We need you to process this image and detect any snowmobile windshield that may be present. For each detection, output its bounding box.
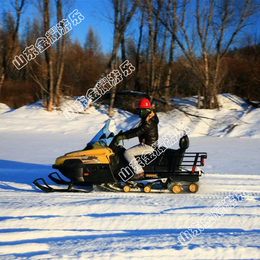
[87,119,114,147]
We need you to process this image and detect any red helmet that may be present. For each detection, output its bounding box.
[138,98,152,109]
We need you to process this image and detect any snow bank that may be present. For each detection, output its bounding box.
[0,103,11,113]
[0,94,259,138]
[169,93,260,138]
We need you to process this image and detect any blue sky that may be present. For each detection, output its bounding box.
[0,0,114,53]
[68,0,114,53]
[73,0,260,52]
[1,0,260,54]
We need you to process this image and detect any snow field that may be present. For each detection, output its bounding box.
[0,94,260,259]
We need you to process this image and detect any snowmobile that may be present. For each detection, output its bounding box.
[33,119,207,194]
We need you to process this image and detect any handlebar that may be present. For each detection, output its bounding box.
[109,130,124,150]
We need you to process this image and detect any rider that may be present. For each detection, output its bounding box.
[114,98,159,179]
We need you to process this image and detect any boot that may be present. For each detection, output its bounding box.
[133,172,144,180]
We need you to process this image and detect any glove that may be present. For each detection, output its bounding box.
[115,134,126,143]
[110,132,127,148]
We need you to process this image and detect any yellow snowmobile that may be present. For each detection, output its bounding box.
[33,119,207,193]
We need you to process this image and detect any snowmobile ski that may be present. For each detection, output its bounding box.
[33,178,92,193]
[48,172,70,185]
[48,172,87,186]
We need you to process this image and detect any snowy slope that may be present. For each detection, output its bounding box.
[168,93,260,138]
[0,94,260,259]
[1,93,260,138]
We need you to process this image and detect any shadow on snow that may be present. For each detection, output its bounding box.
[0,159,52,192]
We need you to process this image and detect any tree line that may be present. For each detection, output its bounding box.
[0,0,260,114]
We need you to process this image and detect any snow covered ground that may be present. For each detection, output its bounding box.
[0,94,260,259]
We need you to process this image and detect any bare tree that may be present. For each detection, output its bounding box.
[28,0,72,110]
[43,0,54,111]
[135,8,144,92]
[153,0,168,93]
[54,0,65,106]
[108,0,139,117]
[160,0,259,109]
[0,0,25,97]
[163,0,176,111]
[136,0,165,100]
[84,26,102,55]
[146,0,154,94]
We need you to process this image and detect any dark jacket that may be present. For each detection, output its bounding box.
[124,111,159,146]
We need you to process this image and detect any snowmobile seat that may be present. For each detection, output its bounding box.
[156,135,189,166]
[178,134,189,165]
[157,148,181,165]
[142,135,190,173]
[179,134,189,150]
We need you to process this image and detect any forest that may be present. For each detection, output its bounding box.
[0,0,260,114]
